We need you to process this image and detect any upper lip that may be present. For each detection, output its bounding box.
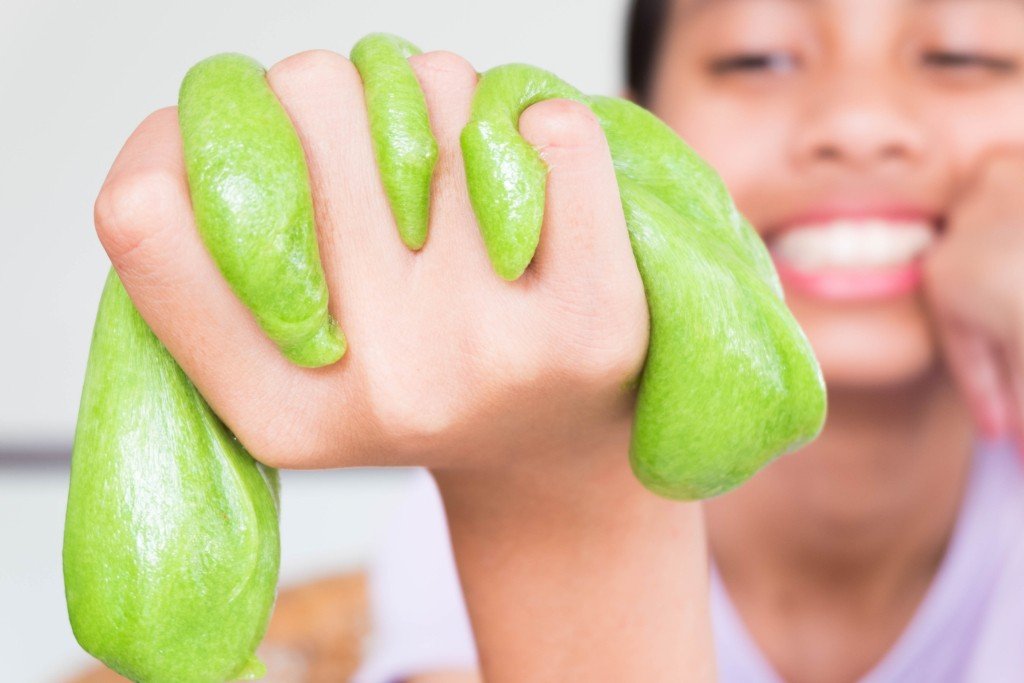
[764,203,943,240]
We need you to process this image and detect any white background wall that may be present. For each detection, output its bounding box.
[1,1,631,681]
[0,0,629,447]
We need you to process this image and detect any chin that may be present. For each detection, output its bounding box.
[788,294,939,389]
[754,207,947,390]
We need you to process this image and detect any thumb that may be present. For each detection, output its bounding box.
[519,99,637,288]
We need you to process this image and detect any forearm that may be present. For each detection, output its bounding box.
[433,427,716,682]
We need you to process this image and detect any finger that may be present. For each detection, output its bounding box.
[179,54,344,367]
[1000,340,1024,452]
[519,99,638,289]
[94,108,338,463]
[953,147,1024,214]
[937,318,1010,438]
[351,34,438,251]
[266,50,410,293]
[460,66,582,280]
[406,50,485,265]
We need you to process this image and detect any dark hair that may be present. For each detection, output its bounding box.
[626,0,671,104]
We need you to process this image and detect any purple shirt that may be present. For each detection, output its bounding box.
[355,438,1024,682]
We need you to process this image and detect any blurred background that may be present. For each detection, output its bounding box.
[0,0,627,680]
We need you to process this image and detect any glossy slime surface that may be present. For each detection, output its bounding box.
[351,33,438,250]
[64,33,826,682]
[178,53,345,368]
[63,271,279,683]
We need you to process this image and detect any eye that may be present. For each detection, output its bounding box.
[708,52,801,75]
[921,51,1017,73]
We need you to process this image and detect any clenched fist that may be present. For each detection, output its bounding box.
[93,49,648,473]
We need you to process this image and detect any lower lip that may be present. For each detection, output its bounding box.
[771,258,924,301]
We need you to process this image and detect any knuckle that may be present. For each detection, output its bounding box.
[565,326,646,387]
[241,400,322,470]
[94,165,180,265]
[268,49,359,91]
[244,432,297,471]
[409,50,478,90]
[544,292,647,386]
[966,150,1024,198]
[982,149,1024,176]
[366,377,461,454]
[406,50,478,159]
[520,98,603,149]
[474,310,546,385]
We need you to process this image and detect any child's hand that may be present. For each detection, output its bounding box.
[93,49,648,473]
[94,51,711,681]
[925,150,1024,446]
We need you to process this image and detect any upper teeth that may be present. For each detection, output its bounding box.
[772,220,935,271]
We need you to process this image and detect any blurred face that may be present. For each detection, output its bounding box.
[649,0,1024,388]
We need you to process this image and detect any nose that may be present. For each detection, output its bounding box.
[793,69,929,172]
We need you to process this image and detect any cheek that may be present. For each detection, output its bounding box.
[929,89,1024,174]
[661,96,794,210]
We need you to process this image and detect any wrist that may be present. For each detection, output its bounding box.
[431,425,716,682]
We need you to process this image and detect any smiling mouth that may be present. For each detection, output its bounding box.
[767,218,940,301]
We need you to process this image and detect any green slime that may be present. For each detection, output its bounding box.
[64,33,826,682]
[63,272,279,683]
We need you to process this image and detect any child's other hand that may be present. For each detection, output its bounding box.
[925,150,1024,446]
